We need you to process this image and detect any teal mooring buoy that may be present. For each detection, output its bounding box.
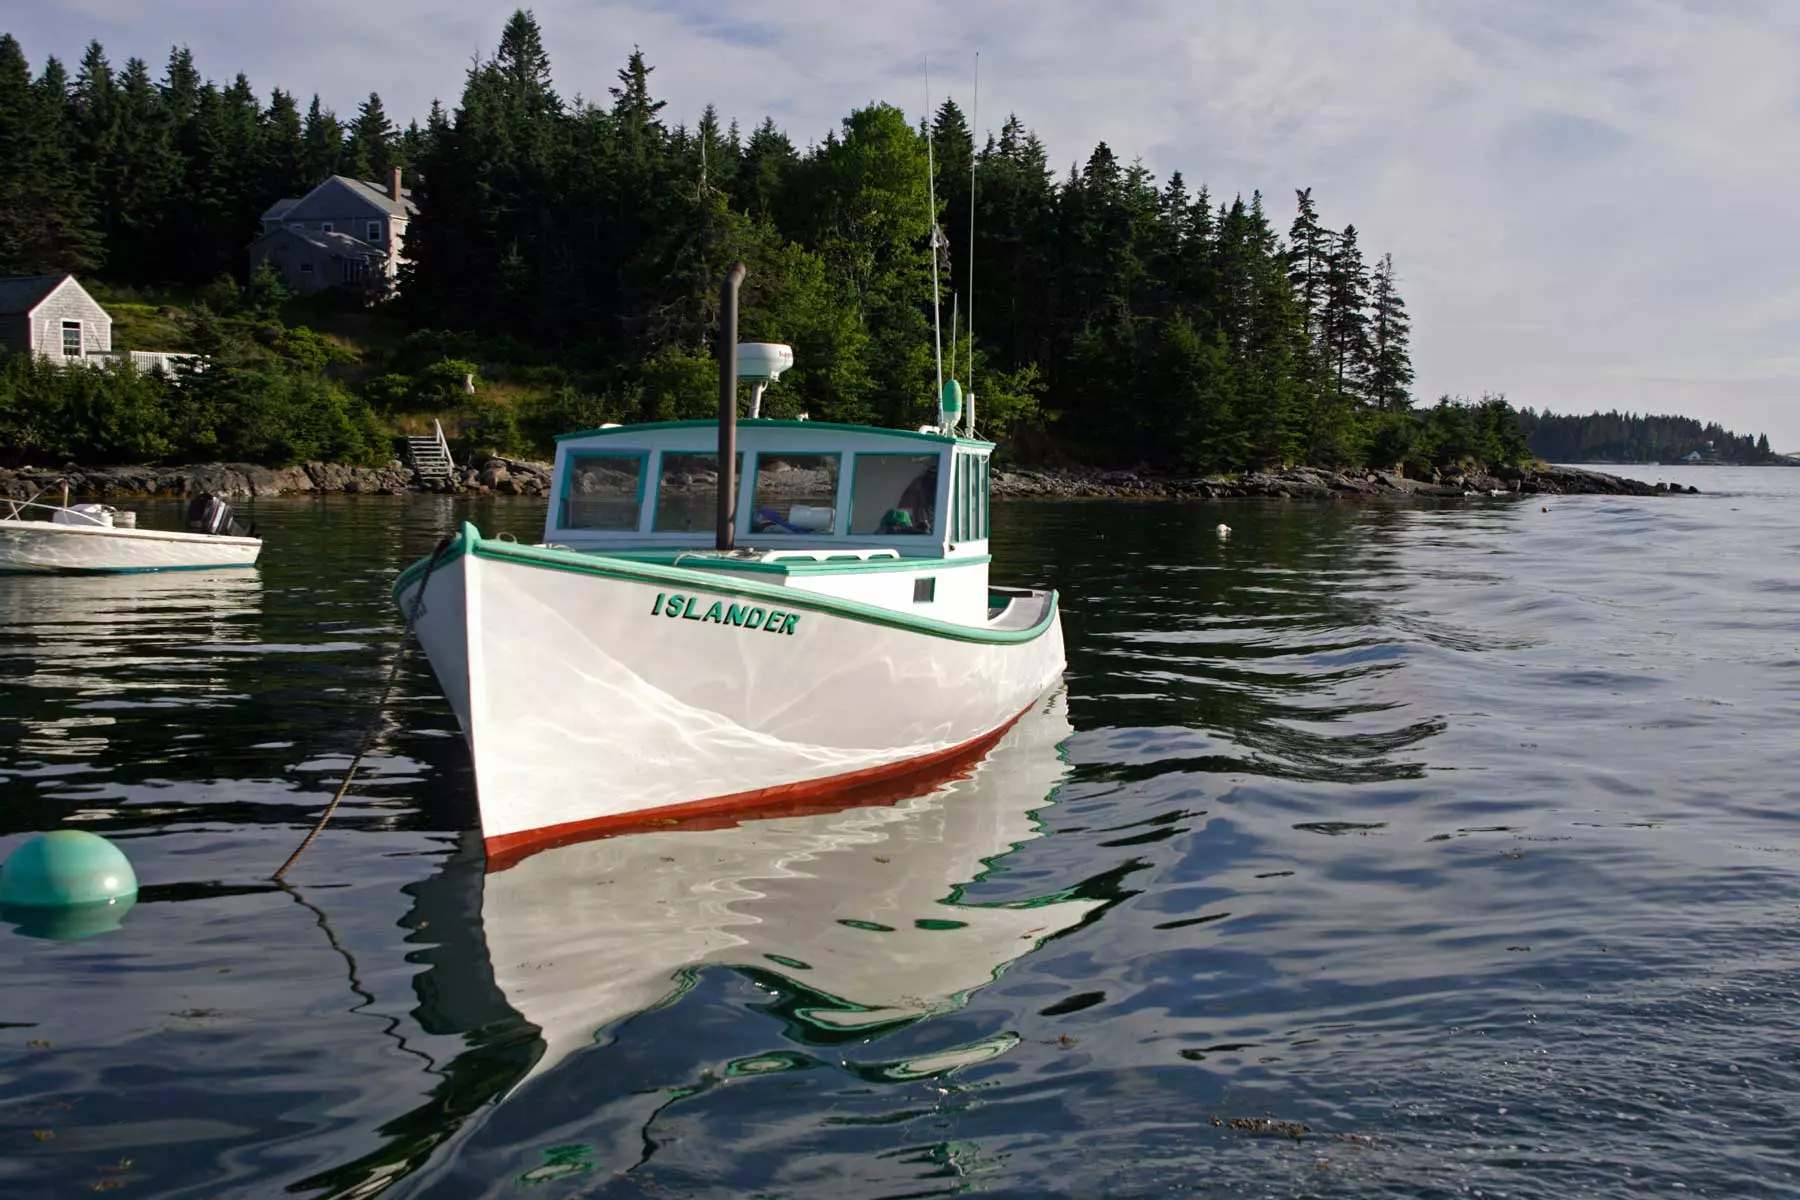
[0,831,138,940]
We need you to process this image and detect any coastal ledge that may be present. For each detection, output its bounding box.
[0,458,555,501]
[990,463,1698,501]
[0,459,1691,503]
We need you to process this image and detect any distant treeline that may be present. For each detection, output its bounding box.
[0,13,1728,475]
[1518,410,1781,465]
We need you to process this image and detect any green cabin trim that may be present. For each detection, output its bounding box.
[555,418,995,451]
[392,524,1051,647]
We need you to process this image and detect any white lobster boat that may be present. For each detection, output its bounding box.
[0,492,261,574]
[395,278,1064,865]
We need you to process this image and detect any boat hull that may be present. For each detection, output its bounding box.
[397,526,1065,861]
[479,686,1095,1090]
[0,519,262,574]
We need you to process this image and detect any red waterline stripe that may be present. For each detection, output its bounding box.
[483,702,1038,872]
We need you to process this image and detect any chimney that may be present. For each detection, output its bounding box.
[389,167,403,203]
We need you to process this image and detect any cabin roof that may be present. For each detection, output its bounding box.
[0,274,71,315]
[555,418,994,451]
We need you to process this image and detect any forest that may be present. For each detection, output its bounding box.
[0,12,1771,473]
[1518,410,1783,465]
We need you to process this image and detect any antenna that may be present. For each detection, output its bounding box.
[925,57,944,406]
[949,291,959,381]
[967,50,979,426]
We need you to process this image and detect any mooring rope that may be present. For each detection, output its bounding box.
[272,534,453,881]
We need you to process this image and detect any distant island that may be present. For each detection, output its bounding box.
[1518,410,1784,466]
[0,13,1780,486]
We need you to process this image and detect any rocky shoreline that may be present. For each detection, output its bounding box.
[0,458,1691,504]
[990,462,1697,500]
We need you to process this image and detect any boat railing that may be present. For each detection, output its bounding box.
[758,548,903,564]
[3,497,75,522]
[3,479,62,521]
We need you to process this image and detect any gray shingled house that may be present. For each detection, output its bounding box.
[248,168,418,295]
[0,274,113,360]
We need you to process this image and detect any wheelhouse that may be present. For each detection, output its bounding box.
[545,419,994,562]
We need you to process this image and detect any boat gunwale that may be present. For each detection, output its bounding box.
[587,548,992,577]
[393,523,1058,647]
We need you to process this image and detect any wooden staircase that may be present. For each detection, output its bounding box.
[403,421,456,483]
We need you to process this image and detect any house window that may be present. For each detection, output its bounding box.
[320,222,333,233]
[750,453,840,534]
[300,263,314,276]
[849,453,937,535]
[61,321,82,357]
[367,221,382,241]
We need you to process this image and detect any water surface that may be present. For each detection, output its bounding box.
[2,466,1797,1198]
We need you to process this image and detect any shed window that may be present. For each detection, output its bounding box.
[300,263,314,275]
[751,453,840,534]
[60,321,81,358]
[561,453,646,531]
[652,451,742,533]
[320,222,334,233]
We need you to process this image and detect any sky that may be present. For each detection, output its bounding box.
[13,0,1800,449]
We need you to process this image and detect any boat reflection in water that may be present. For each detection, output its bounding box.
[306,687,1094,1197]
[485,683,1097,1091]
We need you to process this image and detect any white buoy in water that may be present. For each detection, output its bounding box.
[1216,523,1232,539]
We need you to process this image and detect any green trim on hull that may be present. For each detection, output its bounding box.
[555,417,995,451]
[393,523,1056,647]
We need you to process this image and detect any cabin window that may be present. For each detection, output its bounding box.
[561,452,646,531]
[913,577,936,603]
[750,453,840,534]
[652,451,743,533]
[60,321,82,357]
[849,453,937,535]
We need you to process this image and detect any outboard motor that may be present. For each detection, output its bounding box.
[185,493,235,536]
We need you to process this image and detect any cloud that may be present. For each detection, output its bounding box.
[12,0,1800,447]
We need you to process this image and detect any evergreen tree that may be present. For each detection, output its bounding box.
[300,95,340,183]
[1286,188,1331,339]
[261,88,308,199]
[1367,252,1413,410]
[160,45,200,129]
[1320,222,1372,398]
[345,91,398,180]
[734,117,794,219]
[0,39,102,274]
[109,56,179,281]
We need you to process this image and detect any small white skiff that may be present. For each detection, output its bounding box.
[0,493,261,574]
[395,268,1065,864]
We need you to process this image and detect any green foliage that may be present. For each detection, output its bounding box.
[517,386,619,450]
[11,15,1777,476]
[1517,408,1781,464]
[245,259,291,319]
[1413,396,1531,470]
[456,394,522,460]
[270,325,355,370]
[0,349,386,467]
